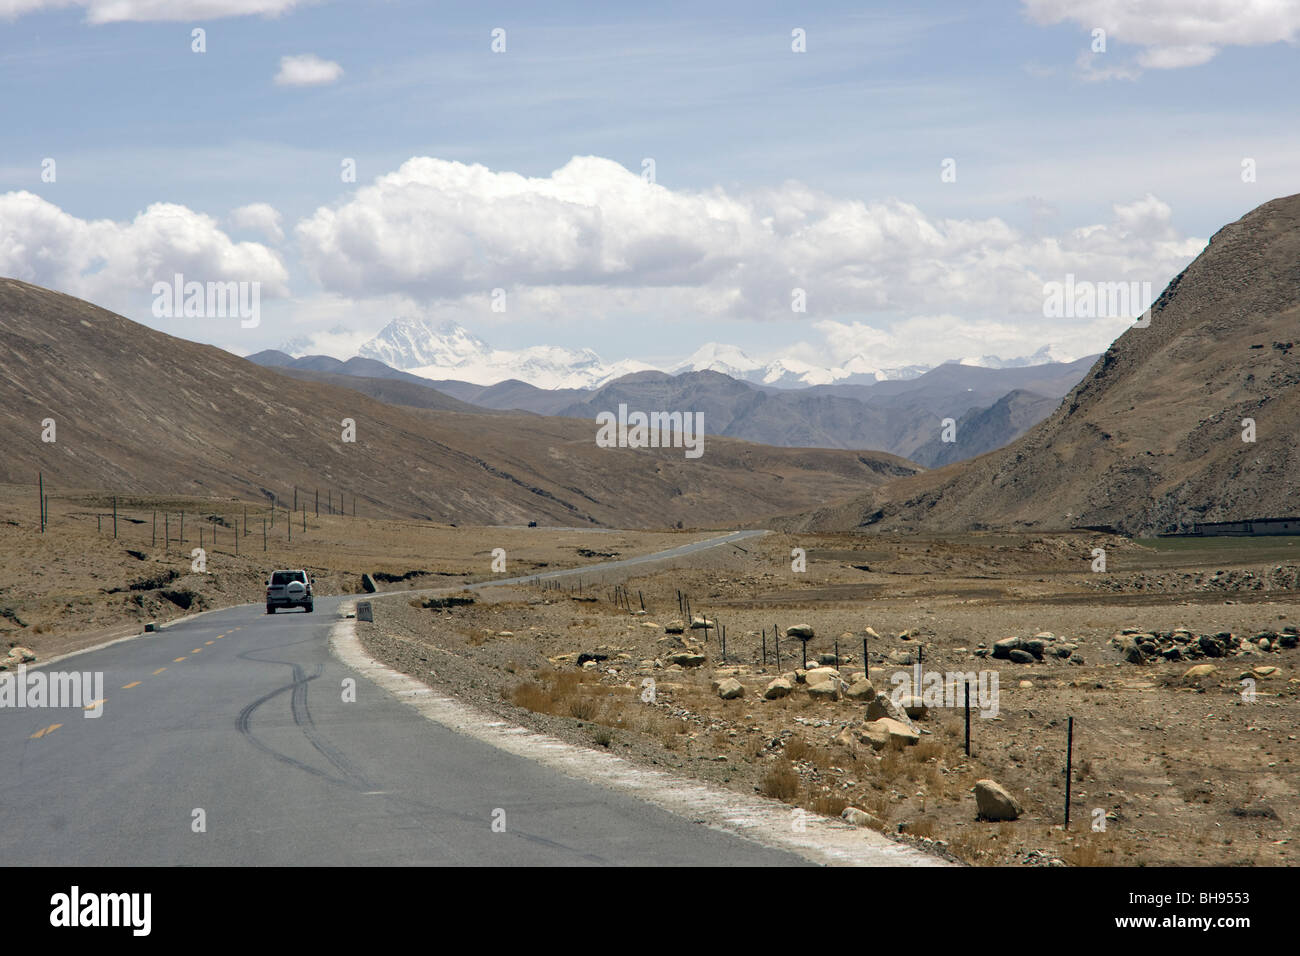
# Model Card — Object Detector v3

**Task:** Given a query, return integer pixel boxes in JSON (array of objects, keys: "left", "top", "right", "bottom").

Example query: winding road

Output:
[{"left": 0, "top": 529, "right": 936, "bottom": 866}]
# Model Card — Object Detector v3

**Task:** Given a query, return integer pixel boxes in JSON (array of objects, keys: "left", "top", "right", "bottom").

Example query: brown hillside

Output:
[
  {"left": 790, "top": 193, "right": 1300, "bottom": 536},
  {"left": 0, "top": 279, "right": 918, "bottom": 528}
]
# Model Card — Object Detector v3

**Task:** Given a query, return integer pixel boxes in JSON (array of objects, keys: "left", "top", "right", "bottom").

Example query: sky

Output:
[{"left": 1, "top": 0, "right": 1297, "bottom": 372}]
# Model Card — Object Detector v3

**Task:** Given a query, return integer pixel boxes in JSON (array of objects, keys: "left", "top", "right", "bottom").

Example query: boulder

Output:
[
  {"left": 716, "top": 678, "right": 744, "bottom": 700},
  {"left": 6, "top": 646, "right": 36, "bottom": 663},
  {"left": 1113, "top": 635, "right": 1145, "bottom": 664},
  {"left": 832, "top": 726, "right": 856, "bottom": 747},
  {"left": 1182, "top": 663, "right": 1218, "bottom": 682},
  {"left": 763, "top": 677, "right": 794, "bottom": 700},
  {"left": 804, "top": 666, "right": 840, "bottom": 686},
  {"left": 844, "top": 678, "right": 876, "bottom": 701},
  {"left": 859, "top": 718, "right": 919, "bottom": 750},
  {"left": 992, "top": 637, "right": 1021, "bottom": 660},
  {"left": 1020, "top": 638, "right": 1047, "bottom": 660},
  {"left": 866, "top": 692, "right": 916, "bottom": 728},
  {"left": 1198, "top": 634, "right": 1225, "bottom": 658},
  {"left": 974, "top": 779, "right": 1023, "bottom": 821},
  {"left": 689, "top": 616, "right": 716, "bottom": 630},
  {"left": 666, "top": 651, "right": 706, "bottom": 668},
  {"left": 1008, "top": 649, "right": 1036, "bottom": 664},
  {"left": 664, "top": 620, "right": 686, "bottom": 634},
  {"left": 807, "top": 680, "right": 841, "bottom": 702},
  {"left": 841, "top": 807, "right": 881, "bottom": 828},
  {"left": 786, "top": 624, "right": 815, "bottom": 640}
]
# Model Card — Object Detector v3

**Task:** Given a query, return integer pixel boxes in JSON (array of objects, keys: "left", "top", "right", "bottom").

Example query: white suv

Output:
[{"left": 266, "top": 569, "right": 314, "bottom": 614}]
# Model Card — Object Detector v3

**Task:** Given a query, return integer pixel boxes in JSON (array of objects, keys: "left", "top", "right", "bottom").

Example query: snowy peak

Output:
[
  {"left": 671, "top": 342, "right": 764, "bottom": 378},
  {"left": 959, "top": 345, "right": 1071, "bottom": 369},
  {"left": 359, "top": 318, "right": 490, "bottom": 370},
  {"left": 340, "top": 316, "right": 1064, "bottom": 391},
  {"left": 357, "top": 317, "right": 655, "bottom": 389}
]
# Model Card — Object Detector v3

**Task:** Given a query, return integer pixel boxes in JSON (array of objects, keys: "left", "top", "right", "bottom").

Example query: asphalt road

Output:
[{"left": 1, "top": 530, "right": 810, "bottom": 865}]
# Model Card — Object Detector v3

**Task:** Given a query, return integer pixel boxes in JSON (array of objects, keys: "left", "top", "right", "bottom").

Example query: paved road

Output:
[{"left": 1, "top": 530, "right": 810, "bottom": 865}]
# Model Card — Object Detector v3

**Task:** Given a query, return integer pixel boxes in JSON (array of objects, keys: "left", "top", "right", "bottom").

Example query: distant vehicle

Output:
[{"left": 266, "top": 569, "right": 314, "bottom": 613}]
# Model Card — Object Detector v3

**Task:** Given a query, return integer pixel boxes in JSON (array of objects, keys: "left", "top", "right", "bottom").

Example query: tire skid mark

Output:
[
  {"left": 235, "top": 644, "right": 612, "bottom": 863},
  {"left": 236, "top": 641, "right": 371, "bottom": 791}
]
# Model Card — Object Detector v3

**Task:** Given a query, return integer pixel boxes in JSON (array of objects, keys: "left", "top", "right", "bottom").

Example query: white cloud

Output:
[
  {"left": 0, "top": 191, "right": 289, "bottom": 311},
  {"left": 293, "top": 156, "right": 1204, "bottom": 350},
  {"left": 0, "top": 0, "right": 307, "bottom": 23},
  {"left": 1024, "top": 0, "right": 1300, "bottom": 70},
  {"left": 274, "top": 53, "right": 343, "bottom": 87},
  {"left": 228, "top": 202, "right": 284, "bottom": 241}
]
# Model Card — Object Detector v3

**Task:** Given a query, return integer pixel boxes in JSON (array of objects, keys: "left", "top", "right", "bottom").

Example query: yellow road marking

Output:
[
  {"left": 122, "top": 681, "right": 141, "bottom": 689},
  {"left": 30, "top": 723, "right": 62, "bottom": 739},
  {"left": 205, "top": 641, "right": 214, "bottom": 645},
  {"left": 84, "top": 698, "right": 106, "bottom": 711},
  {"left": 173, "top": 657, "right": 187, "bottom": 663},
  {"left": 192, "top": 648, "right": 201, "bottom": 654},
  {"left": 152, "top": 667, "right": 167, "bottom": 675}
]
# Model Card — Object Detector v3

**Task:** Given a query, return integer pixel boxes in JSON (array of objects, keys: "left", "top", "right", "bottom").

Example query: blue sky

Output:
[{"left": 1, "top": 0, "right": 1297, "bottom": 371}]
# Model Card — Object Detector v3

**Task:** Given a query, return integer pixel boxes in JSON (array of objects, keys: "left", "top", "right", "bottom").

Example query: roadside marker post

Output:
[
  {"left": 1065, "top": 717, "right": 1075, "bottom": 829},
  {"left": 964, "top": 680, "right": 971, "bottom": 757}
]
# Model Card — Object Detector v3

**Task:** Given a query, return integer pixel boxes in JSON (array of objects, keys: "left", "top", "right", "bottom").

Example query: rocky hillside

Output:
[
  {"left": 791, "top": 193, "right": 1300, "bottom": 536},
  {"left": 0, "top": 279, "right": 919, "bottom": 529}
]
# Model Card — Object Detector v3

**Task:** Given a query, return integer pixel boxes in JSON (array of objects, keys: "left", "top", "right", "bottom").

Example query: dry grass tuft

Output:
[{"left": 760, "top": 757, "right": 800, "bottom": 802}]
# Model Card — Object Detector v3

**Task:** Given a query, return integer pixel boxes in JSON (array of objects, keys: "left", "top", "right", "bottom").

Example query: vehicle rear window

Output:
[{"left": 271, "top": 571, "right": 305, "bottom": 585}]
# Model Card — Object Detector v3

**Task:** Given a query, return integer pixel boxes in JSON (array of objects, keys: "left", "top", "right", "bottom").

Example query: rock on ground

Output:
[{"left": 974, "top": 779, "right": 1023, "bottom": 821}]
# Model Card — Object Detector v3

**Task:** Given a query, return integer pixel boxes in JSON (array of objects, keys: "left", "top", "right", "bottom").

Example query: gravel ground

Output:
[{"left": 357, "top": 530, "right": 1300, "bottom": 867}]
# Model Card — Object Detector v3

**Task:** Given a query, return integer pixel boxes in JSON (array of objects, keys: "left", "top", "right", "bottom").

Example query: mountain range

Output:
[
  {"left": 787, "top": 192, "right": 1300, "bottom": 536},
  {"left": 280, "top": 316, "right": 1070, "bottom": 391},
  {"left": 249, "top": 349, "right": 1097, "bottom": 467},
  {"left": 0, "top": 279, "right": 916, "bottom": 528}
]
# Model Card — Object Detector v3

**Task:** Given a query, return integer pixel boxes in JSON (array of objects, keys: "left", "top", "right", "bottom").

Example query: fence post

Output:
[
  {"left": 38, "top": 472, "right": 45, "bottom": 532},
  {"left": 964, "top": 680, "right": 972, "bottom": 757},
  {"left": 1064, "top": 717, "right": 1075, "bottom": 829},
  {"left": 112, "top": 496, "right": 117, "bottom": 538}
]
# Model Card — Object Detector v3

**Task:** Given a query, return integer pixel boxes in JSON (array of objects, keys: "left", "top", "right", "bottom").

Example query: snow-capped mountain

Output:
[
  {"left": 670, "top": 343, "right": 766, "bottom": 380},
  {"left": 281, "top": 317, "right": 1062, "bottom": 391},
  {"left": 959, "top": 345, "right": 1072, "bottom": 369},
  {"left": 356, "top": 318, "right": 656, "bottom": 389},
  {"left": 671, "top": 343, "right": 927, "bottom": 388}
]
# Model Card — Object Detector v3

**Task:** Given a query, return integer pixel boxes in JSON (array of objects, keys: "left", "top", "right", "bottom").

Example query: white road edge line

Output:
[{"left": 329, "top": 602, "right": 954, "bottom": 868}]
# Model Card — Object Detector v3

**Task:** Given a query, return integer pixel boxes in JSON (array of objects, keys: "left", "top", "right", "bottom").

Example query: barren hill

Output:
[
  {"left": 790, "top": 193, "right": 1300, "bottom": 536},
  {"left": 0, "top": 279, "right": 919, "bottom": 528}
]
